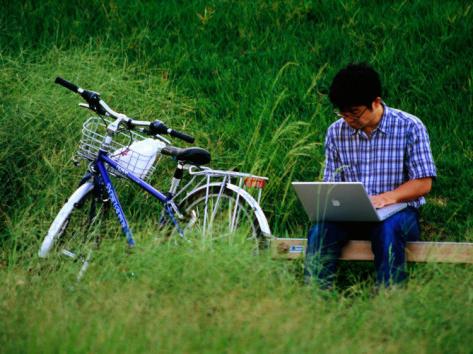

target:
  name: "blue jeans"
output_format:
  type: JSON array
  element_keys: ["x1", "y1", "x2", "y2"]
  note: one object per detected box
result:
[{"x1": 304, "y1": 207, "x2": 420, "y2": 287}]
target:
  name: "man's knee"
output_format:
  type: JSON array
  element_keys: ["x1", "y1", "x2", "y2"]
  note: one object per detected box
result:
[
  {"x1": 372, "y1": 209, "x2": 420, "y2": 246},
  {"x1": 307, "y1": 222, "x2": 344, "y2": 253},
  {"x1": 307, "y1": 223, "x2": 324, "y2": 255},
  {"x1": 371, "y1": 217, "x2": 405, "y2": 256}
]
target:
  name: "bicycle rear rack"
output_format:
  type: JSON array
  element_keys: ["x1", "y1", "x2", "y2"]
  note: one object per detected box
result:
[{"x1": 175, "y1": 165, "x2": 268, "y2": 205}]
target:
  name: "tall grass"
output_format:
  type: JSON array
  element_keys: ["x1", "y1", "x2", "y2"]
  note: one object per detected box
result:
[
  {"x1": 1, "y1": 236, "x2": 472, "y2": 353},
  {"x1": 1, "y1": 0, "x2": 472, "y2": 238},
  {"x1": 1, "y1": 1, "x2": 472, "y2": 352}
]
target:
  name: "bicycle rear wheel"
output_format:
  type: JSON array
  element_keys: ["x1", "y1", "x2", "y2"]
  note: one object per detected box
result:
[
  {"x1": 39, "y1": 182, "x2": 103, "y2": 260},
  {"x1": 178, "y1": 185, "x2": 269, "y2": 248}
]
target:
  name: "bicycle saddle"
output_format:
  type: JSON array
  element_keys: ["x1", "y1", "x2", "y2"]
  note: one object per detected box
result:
[{"x1": 162, "y1": 146, "x2": 211, "y2": 165}]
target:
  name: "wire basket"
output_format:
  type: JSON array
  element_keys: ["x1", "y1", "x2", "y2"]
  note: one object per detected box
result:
[{"x1": 76, "y1": 116, "x2": 164, "y2": 181}]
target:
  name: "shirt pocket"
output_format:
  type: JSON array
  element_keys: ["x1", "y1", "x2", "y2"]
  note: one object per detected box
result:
[{"x1": 338, "y1": 152, "x2": 359, "y2": 182}]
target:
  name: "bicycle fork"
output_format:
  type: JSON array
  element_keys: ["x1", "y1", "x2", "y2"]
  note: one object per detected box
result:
[
  {"x1": 96, "y1": 160, "x2": 136, "y2": 247},
  {"x1": 66, "y1": 164, "x2": 134, "y2": 282}
]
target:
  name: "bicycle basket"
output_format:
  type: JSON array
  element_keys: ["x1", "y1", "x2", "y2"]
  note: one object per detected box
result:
[{"x1": 77, "y1": 116, "x2": 165, "y2": 180}]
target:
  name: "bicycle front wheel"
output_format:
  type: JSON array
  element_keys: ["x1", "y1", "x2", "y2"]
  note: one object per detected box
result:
[
  {"x1": 178, "y1": 185, "x2": 269, "y2": 248},
  {"x1": 39, "y1": 182, "x2": 100, "y2": 259}
]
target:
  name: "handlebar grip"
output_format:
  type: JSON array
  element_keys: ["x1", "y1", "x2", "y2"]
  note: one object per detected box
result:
[
  {"x1": 170, "y1": 129, "x2": 195, "y2": 144},
  {"x1": 55, "y1": 77, "x2": 79, "y2": 93}
]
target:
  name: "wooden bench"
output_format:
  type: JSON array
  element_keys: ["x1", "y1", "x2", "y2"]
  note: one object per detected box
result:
[{"x1": 271, "y1": 238, "x2": 473, "y2": 263}]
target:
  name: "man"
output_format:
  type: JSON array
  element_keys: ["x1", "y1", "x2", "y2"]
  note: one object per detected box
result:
[{"x1": 305, "y1": 63, "x2": 437, "y2": 288}]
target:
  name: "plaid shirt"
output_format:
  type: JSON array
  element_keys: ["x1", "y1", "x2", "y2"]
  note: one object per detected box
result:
[{"x1": 323, "y1": 104, "x2": 437, "y2": 208}]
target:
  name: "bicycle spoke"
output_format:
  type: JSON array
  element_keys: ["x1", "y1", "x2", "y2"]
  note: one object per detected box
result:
[{"x1": 179, "y1": 187, "x2": 261, "y2": 245}]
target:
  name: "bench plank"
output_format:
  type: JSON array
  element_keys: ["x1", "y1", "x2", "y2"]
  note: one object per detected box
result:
[{"x1": 271, "y1": 238, "x2": 473, "y2": 263}]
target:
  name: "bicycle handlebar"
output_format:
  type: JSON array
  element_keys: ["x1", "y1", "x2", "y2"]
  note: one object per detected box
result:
[
  {"x1": 149, "y1": 120, "x2": 195, "y2": 144},
  {"x1": 55, "y1": 76, "x2": 105, "y2": 114},
  {"x1": 55, "y1": 77, "x2": 80, "y2": 93},
  {"x1": 170, "y1": 129, "x2": 194, "y2": 144},
  {"x1": 54, "y1": 76, "x2": 195, "y2": 144}
]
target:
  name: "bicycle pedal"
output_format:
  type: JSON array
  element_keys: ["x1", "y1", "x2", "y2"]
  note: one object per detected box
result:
[{"x1": 72, "y1": 156, "x2": 81, "y2": 167}]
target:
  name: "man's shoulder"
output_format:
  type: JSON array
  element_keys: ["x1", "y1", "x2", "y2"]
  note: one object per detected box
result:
[
  {"x1": 385, "y1": 106, "x2": 427, "y2": 130},
  {"x1": 326, "y1": 118, "x2": 350, "y2": 135}
]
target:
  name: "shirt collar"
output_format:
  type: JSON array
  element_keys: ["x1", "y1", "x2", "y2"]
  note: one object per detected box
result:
[
  {"x1": 346, "y1": 102, "x2": 391, "y2": 136},
  {"x1": 376, "y1": 102, "x2": 391, "y2": 135}
]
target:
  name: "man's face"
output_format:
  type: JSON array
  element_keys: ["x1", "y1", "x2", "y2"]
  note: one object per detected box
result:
[{"x1": 335, "y1": 99, "x2": 382, "y2": 130}]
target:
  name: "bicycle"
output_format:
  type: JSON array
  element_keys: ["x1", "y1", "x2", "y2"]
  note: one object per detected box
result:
[{"x1": 38, "y1": 77, "x2": 272, "y2": 277}]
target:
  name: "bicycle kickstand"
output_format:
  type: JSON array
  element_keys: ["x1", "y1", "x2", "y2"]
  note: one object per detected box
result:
[{"x1": 77, "y1": 250, "x2": 93, "y2": 282}]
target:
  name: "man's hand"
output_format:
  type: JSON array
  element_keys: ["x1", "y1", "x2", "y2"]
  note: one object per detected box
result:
[
  {"x1": 370, "y1": 193, "x2": 397, "y2": 209},
  {"x1": 370, "y1": 177, "x2": 433, "y2": 209}
]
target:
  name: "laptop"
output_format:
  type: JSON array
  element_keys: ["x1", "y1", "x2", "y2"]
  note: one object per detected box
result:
[{"x1": 292, "y1": 182, "x2": 407, "y2": 222}]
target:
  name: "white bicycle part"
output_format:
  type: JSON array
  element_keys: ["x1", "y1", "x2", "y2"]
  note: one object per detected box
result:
[
  {"x1": 39, "y1": 182, "x2": 94, "y2": 258},
  {"x1": 178, "y1": 182, "x2": 271, "y2": 243}
]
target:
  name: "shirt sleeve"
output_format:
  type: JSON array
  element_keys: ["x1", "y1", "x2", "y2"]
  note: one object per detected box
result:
[
  {"x1": 406, "y1": 122, "x2": 437, "y2": 180},
  {"x1": 323, "y1": 131, "x2": 343, "y2": 182}
]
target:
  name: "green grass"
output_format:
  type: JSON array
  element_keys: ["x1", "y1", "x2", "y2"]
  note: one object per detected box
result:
[
  {"x1": 1, "y1": 237, "x2": 473, "y2": 353},
  {"x1": 1, "y1": 0, "x2": 473, "y2": 352}
]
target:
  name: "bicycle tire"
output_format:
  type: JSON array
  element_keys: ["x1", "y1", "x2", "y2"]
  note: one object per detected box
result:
[
  {"x1": 178, "y1": 185, "x2": 268, "y2": 248},
  {"x1": 39, "y1": 182, "x2": 96, "y2": 258}
]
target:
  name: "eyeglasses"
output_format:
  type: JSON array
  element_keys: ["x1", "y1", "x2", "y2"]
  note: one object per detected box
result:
[{"x1": 334, "y1": 106, "x2": 369, "y2": 120}]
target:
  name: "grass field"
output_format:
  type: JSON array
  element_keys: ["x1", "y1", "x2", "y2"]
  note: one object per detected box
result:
[{"x1": 1, "y1": 1, "x2": 472, "y2": 353}]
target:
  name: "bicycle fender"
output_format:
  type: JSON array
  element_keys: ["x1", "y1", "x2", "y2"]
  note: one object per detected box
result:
[
  {"x1": 184, "y1": 182, "x2": 272, "y2": 237},
  {"x1": 39, "y1": 182, "x2": 94, "y2": 258}
]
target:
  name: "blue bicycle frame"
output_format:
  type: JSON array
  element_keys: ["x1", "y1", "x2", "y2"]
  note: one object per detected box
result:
[{"x1": 90, "y1": 149, "x2": 183, "y2": 247}]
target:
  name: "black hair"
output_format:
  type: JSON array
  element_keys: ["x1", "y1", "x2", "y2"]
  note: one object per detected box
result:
[{"x1": 328, "y1": 63, "x2": 382, "y2": 111}]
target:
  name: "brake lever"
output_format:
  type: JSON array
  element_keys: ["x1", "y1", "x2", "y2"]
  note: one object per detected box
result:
[
  {"x1": 78, "y1": 100, "x2": 106, "y2": 116},
  {"x1": 154, "y1": 134, "x2": 171, "y2": 145},
  {"x1": 78, "y1": 103, "x2": 104, "y2": 115}
]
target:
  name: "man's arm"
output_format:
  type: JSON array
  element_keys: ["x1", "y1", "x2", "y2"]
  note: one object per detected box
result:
[
  {"x1": 371, "y1": 117, "x2": 437, "y2": 209},
  {"x1": 370, "y1": 177, "x2": 433, "y2": 208},
  {"x1": 322, "y1": 131, "x2": 343, "y2": 182}
]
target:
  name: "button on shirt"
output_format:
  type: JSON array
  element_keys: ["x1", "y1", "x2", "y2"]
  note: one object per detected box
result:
[{"x1": 323, "y1": 104, "x2": 437, "y2": 208}]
